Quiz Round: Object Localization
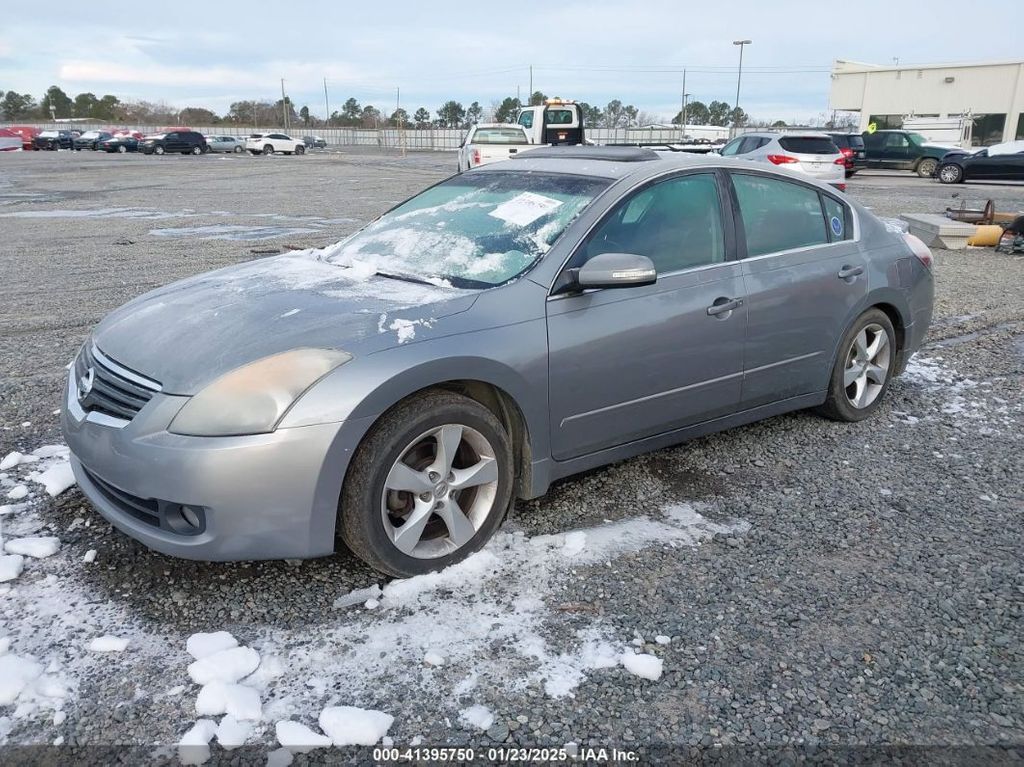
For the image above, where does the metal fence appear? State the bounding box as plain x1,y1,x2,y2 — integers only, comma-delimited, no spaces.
5,122,731,152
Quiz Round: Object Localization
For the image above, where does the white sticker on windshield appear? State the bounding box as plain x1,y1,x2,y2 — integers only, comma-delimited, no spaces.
489,192,563,227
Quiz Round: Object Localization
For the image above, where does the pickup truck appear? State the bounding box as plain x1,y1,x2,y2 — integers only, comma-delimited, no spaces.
862,130,960,178
457,124,536,172
458,100,589,171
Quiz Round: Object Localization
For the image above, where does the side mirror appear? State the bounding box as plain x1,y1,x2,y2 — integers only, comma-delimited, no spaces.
559,253,657,293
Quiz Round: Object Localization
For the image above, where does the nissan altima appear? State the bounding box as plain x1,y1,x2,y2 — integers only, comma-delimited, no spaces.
62,147,935,576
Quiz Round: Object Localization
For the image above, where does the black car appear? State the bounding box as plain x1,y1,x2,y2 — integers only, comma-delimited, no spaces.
935,144,1024,184
98,135,140,153
73,131,113,150
302,135,327,148
138,131,208,155
827,132,866,177
32,130,76,150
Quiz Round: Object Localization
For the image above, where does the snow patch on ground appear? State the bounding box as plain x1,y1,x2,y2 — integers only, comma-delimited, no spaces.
87,636,129,653
458,704,494,731
900,355,1020,433
318,705,394,746
4,537,60,559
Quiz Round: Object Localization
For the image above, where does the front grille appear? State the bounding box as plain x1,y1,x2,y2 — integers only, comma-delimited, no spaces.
74,343,161,422
85,468,161,527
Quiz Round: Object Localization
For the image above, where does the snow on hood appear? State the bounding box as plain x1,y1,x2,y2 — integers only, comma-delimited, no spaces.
93,251,476,395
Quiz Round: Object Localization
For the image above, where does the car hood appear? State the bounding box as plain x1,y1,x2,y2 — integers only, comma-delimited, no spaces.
92,251,478,395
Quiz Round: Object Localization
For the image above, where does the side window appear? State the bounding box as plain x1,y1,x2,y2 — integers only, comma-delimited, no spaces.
719,139,742,156
165,133,178,140
822,195,851,242
577,174,725,274
731,174,828,257
518,112,533,129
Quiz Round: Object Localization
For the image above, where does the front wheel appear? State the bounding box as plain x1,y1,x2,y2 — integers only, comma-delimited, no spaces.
154,146,165,155
234,145,243,153
916,158,938,178
937,163,963,184
263,144,274,155
117,145,127,153
816,309,896,423
191,145,202,155
295,145,305,155
340,390,514,577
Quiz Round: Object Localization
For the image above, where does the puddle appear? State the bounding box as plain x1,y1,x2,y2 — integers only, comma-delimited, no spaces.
0,192,65,205
930,321,1020,348
149,225,319,241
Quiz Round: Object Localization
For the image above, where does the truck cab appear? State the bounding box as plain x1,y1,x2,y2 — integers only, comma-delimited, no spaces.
516,100,585,145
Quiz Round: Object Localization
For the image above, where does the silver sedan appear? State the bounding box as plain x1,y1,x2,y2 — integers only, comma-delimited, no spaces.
62,147,934,576
204,135,245,153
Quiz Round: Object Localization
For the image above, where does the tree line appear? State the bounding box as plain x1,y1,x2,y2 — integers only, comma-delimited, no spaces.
3,85,782,130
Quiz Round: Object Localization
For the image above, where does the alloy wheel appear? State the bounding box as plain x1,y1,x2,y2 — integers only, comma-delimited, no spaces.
939,165,962,184
843,323,890,409
380,423,499,559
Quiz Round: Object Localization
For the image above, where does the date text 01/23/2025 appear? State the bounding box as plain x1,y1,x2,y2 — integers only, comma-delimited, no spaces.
373,746,640,762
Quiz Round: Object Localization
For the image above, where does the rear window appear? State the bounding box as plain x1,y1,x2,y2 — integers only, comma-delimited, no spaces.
546,109,576,126
778,136,838,155
471,128,527,144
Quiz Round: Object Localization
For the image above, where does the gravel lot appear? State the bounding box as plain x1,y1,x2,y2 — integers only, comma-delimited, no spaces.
0,150,1022,762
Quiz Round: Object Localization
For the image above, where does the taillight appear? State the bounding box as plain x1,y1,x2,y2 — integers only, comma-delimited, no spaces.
766,154,798,165
903,232,934,270
840,147,854,157
834,156,847,165
471,148,481,165
835,183,847,192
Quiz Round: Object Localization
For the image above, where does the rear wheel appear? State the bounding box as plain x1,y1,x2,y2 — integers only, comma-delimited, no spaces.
295,145,305,155
117,144,127,153
263,144,274,155
191,145,202,155
938,163,963,184
339,390,514,577
916,157,938,178
816,309,896,423
233,145,243,153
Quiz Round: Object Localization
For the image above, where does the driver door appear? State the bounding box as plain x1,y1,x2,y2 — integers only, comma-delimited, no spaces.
546,171,746,461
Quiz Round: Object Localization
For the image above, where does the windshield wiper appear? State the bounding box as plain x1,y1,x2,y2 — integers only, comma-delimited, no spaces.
374,270,437,286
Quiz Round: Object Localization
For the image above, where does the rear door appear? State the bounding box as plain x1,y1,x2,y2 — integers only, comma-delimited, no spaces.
728,171,866,407
163,132,181,152
879,133,915,169
546,170,746,460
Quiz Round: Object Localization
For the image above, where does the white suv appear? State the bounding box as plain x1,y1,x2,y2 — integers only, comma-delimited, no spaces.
719,132,846,190
245,132,305,156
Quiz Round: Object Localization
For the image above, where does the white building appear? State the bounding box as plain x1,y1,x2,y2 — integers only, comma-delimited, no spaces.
829,58,1024,146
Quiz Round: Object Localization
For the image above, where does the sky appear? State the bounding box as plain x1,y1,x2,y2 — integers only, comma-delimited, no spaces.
1,0,1021,124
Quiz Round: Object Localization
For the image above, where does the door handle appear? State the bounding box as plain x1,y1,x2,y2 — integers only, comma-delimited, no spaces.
837,265,864,280
707,297,743,316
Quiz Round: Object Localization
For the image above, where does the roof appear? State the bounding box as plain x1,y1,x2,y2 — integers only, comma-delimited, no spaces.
474,147,724,181
513,146,661,163
834,57,1024,74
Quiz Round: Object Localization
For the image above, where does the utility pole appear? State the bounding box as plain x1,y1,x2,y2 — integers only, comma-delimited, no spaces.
679,68,687,142
529,65,533,102
323,78,330,125
732,40,752,131
280,78,289,131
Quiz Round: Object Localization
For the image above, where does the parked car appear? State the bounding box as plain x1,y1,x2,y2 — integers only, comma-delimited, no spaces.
98,135,139,153
245,133,305,155
458,123,535,172
302,135,327,148
62,146,934,577
861,130,958,178
935,141,1024,184
33,130,76,150
205,135,245,153
0,129,22,151
139,131,208,155
827,133,867,177
74,131,113,151
8,126,40,150
718,132,846,190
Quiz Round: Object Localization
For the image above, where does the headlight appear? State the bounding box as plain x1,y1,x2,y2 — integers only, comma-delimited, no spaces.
168,348,352,437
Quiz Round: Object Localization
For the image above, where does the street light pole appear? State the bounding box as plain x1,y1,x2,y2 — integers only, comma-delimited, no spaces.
732,39,752,130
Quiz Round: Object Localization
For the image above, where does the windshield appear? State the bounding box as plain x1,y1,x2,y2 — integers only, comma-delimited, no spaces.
318,171,611,287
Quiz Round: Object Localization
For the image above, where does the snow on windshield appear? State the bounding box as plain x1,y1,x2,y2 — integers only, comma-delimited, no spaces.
316,172,610,287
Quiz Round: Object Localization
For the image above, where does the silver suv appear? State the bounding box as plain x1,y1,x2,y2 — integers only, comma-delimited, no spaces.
719,132,846,190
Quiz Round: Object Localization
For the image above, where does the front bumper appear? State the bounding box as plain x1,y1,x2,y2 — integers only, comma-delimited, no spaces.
62,368,350,560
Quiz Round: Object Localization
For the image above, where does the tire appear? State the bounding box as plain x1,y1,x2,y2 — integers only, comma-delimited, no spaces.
816,308,897,423
191,145,202,155
234,145,243,153
154,145,165,155
937,163,963,184
249,150,259,156
916,157,938,178
339,390,514,577
117,145,127,153
845,169,857,178
263,144,274,155
295,145,305,155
